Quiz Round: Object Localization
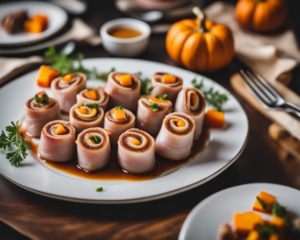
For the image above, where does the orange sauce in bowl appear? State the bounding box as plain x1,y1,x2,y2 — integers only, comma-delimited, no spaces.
109,27,142,39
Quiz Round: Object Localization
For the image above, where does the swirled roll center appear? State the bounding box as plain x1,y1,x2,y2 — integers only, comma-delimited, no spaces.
28,98,55,110
75,106,97,119
84,132,104,148
126,133,148,150
155,73,180,87
189,91,199,111
46,123,71,137
57,75,80,89
170,117,189,132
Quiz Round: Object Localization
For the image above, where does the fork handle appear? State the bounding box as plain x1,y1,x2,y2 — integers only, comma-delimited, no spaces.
285,101,300,113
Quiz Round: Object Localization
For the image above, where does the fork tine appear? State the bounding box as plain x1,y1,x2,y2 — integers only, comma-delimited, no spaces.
256,73,282,99
238,70,269,106
246,70,273,102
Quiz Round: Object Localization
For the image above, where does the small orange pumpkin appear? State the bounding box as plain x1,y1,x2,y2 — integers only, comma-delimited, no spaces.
166,7,234,72
235,0,287,32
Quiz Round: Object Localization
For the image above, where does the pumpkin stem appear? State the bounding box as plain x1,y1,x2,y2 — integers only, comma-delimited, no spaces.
192,6,207,33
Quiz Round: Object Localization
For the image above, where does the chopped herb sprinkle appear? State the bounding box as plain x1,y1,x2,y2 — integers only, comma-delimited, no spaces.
90,136,101,144
150,103,159,112
115,106,123,110
84,102,98,108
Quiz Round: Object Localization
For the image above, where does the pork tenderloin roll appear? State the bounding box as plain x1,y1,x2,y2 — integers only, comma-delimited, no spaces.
155,112,195,161
150,72,183,103
104,72,140,112
38,120,76,162
24,91,61,137
69,102,104,134
76,87,109,111
174,88,206,140
136,96,172,136
51,73,86,113
76,127,110,171
104,106,135,146
118,129,155,174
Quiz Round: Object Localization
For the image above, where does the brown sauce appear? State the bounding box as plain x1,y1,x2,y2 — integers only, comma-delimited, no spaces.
109,27,142,39
27,127,210,182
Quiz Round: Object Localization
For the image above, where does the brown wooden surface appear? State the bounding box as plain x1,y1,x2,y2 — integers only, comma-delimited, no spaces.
1,1,300,239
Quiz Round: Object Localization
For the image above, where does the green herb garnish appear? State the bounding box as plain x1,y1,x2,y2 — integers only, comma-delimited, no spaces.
256,196,267,210
150,103,159,112
34,93,49,103
0,121,30,166
115,106,123,110
96,187,103,192
272,202,286,217
192,77,229,112
98,67,115,81
256,225,276,237
90,136,101,144
83,102,98,108
140,73,153,95
160,94,168,100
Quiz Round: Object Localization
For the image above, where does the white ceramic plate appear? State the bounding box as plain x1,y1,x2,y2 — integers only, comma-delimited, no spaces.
0,58,248,203
0,1,68,46
179,183,300,240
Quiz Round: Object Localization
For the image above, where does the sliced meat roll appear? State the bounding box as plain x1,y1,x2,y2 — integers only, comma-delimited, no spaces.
51,73,86,113
104,107,135,146
69,102,104,134
104,72,140,112
155,112,195,161
136,96,172,136
174,88,206,140
118,129,155,174
76,127,111,171
76,87,109,111
38,120,76,162
24,91,61,138
150,72,183,103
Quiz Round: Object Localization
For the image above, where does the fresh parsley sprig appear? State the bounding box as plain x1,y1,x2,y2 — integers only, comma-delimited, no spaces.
0,121,30,166
34,93,49,103
84,102,98,108
90,136,101,144
192,77,229,112
115,106,123,110
150,103,159,112
156,94,168,100
139,72,153,95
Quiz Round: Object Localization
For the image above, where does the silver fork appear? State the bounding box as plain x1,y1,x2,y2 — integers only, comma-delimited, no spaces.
239,69,300,117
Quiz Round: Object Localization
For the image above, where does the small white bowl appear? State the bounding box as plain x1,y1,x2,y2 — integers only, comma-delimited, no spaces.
100,18,151,57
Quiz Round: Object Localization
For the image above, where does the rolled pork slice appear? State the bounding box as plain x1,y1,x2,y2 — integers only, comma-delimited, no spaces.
174,88,206,140
150,72,183,103
104,108,135,146
38,120,76,162
118,129,155,174
104,72,140,112
24,94,61,138
136,97,172,136
155,112,195,161
69,103,104,134
51,72,86,113
76,87,109,111
76,127,111,171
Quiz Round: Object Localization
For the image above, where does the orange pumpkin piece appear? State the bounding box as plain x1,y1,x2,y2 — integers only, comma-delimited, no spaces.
176,120,185,127
162,74,176,83
36,65,60,88
269,234,280,240
32,14,48,29
113,108,127,121
269,216,285,229
252,191,276,213
85,90,98,100
130,138,141,145
118,74,132,86
166,7,234,72
77,108,88,114
62,74,73,81
233,212,264,234
24,19,44,33
246,230,261,240
204,109,225,128
149,97,169,104
235,0,287,33
54,124,67,135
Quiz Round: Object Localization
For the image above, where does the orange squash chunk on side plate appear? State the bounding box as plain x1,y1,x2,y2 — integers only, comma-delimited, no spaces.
113,109,127,121
32,15,48,29
269,216,285,229
85,90,98,100
204,109,225,128
252,191,276,213
36,65,60,88
162,74,176,83
55,124,67,135
118,74,132,86
233,212,264,234
246,230,260,240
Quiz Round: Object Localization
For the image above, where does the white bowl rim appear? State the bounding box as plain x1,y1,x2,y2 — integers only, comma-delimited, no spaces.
100,18,151,43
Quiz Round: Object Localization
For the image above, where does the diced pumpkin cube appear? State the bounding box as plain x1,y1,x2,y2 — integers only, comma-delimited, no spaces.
118,74,132,86
24,19,44,33
55,124,67,135
85,90,98,100
162,74,176,83
149,97,169,104
62,74,73,81
77,108,88,114
204,109,225,128
32,14,48,29
269,234,279,240
113,108,127,121
130,138,141,145
246,230,260,240
269,216,285,229
36,65,60,88
233,212,264,234
253,191,276,213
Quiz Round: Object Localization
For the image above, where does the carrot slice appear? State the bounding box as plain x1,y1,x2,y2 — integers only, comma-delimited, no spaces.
130,138,141,145
162,74,176,83
36,65,60,88
252,191,276,213
149,97,169,104
245,230,260,240
204,109,225,128
77,108,88,114
113,109,127,121
118,74,132,86
176,120,185,127
32,15,48,29
85,90,98,100
54,124,67,135
62,74,73,81
233,212,264,234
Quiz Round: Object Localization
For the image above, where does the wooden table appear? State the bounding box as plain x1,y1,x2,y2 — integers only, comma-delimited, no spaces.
1,0,300,239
